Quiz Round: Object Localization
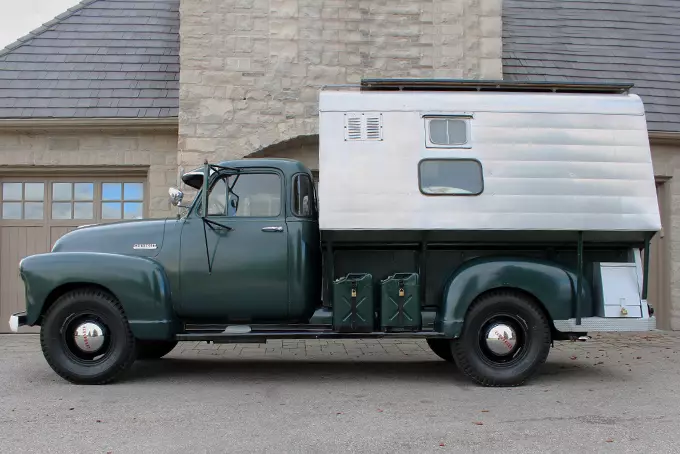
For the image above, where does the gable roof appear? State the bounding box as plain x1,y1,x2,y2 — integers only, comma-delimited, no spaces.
0,0,179,119
502,0,680,133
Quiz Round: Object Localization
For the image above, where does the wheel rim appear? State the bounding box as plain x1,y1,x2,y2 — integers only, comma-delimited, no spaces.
476,313,529,367
60,313,113,364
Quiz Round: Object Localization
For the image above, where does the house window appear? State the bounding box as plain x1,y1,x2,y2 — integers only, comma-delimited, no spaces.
52,182,94,220
1,182,44,219
101,182,144,220
418,159,483,195
425,116,470,148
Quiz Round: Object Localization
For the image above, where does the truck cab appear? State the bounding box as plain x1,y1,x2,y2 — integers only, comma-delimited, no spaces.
9,79,662,388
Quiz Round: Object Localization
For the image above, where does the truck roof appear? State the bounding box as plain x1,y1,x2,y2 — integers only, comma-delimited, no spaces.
181,158,312,190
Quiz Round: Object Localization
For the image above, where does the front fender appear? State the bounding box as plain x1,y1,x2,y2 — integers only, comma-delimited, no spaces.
436,257,591,337
19,252,176,340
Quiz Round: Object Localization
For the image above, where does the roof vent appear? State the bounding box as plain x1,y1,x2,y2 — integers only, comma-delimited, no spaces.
344,113,383,141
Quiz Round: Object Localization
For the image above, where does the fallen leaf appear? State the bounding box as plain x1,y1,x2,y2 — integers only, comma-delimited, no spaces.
473,421,484,425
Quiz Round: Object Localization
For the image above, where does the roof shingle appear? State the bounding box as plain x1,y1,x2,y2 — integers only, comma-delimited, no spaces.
503,0,680,133
0,0,179,119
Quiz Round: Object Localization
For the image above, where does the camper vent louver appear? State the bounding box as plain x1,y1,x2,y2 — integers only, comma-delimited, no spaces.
344,113,383,141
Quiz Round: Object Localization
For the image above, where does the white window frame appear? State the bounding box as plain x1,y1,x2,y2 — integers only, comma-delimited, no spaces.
423,113,473,149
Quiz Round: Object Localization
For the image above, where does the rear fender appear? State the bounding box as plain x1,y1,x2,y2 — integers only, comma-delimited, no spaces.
19,252,176,340
436,257,590,337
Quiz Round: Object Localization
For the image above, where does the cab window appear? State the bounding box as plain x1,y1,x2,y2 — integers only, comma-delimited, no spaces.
292,174,316,218
206,173,281,217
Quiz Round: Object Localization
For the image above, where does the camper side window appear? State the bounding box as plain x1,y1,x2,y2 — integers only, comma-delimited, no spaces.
418,159,483,195
425,117,470,148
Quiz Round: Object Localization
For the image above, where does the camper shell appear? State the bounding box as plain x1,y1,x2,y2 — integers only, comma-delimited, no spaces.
10,80,661,387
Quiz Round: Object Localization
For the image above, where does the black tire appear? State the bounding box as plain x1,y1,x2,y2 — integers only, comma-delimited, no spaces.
136,340,178,360
40,287,137,385
451,290,551,387
426,339,455,363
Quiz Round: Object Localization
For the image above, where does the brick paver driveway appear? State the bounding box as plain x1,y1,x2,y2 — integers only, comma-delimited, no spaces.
2,332,680,453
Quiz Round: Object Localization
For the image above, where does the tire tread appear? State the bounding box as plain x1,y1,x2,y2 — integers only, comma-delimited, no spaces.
451,289,551,387
40,287,137,385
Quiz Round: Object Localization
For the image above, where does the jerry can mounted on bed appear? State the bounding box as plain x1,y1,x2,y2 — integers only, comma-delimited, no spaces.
380,273,421,332
332,273,374,333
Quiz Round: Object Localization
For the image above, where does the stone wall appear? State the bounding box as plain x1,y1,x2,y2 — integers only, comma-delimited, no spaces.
178,0,504,171
0,128,178,219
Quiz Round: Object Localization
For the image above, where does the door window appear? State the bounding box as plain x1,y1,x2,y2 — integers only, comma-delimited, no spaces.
207,173,281,217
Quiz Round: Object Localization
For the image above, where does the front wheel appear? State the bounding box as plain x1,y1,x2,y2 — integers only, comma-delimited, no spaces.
452,290,551,387
40,288,137,385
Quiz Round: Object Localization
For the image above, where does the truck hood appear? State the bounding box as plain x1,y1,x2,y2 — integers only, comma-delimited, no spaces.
51,219,168,258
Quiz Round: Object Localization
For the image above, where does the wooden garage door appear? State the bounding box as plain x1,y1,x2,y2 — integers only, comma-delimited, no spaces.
0,176,147,333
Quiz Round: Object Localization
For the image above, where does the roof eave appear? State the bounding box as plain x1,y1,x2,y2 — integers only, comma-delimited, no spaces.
0,117,179,132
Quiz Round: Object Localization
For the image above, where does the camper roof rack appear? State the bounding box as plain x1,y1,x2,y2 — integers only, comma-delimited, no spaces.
359,79,633,94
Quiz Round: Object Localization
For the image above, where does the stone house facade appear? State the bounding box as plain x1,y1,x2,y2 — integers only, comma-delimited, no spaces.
1,0,679,331
177,0,503,181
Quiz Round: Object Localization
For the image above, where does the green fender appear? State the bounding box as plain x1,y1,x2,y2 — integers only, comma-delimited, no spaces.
435,257,591,337
19,252,176,340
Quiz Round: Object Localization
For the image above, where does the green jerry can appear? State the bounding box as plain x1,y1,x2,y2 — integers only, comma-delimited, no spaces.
332,273,374,333
380,273,421,331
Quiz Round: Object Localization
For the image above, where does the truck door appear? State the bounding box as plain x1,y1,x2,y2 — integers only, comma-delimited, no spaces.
177,169,289,321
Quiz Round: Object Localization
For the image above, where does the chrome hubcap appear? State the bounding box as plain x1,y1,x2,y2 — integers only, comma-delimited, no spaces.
484,323,518,356
73,322,106,354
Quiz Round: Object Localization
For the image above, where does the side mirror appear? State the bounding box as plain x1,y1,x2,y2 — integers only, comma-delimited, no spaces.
169,187,184,206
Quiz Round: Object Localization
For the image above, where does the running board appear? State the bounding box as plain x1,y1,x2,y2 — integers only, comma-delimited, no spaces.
176,329,446,343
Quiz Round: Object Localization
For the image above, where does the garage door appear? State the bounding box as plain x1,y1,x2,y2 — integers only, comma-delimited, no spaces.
0,176,147,333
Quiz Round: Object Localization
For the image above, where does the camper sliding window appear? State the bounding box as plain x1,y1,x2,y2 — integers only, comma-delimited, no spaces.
418,159,483,196
423,115,472,149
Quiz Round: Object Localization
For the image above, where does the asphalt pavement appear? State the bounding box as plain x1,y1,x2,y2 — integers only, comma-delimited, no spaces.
1,332,680,453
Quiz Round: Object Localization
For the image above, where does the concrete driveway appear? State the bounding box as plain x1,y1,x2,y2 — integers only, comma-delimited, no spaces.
1,332,680,453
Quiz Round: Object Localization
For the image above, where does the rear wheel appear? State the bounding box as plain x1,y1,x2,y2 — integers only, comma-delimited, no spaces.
452,290,551,387
426,339,455,363
136,340,178,360
40,288,137,385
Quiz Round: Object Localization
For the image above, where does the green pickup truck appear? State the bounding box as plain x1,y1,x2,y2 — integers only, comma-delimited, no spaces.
9,80,661,387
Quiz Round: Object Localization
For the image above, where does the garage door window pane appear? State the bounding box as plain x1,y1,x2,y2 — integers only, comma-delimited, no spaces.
24,202,44,219
24,183,44,201
124,183,143,201
3,183,22,201
2,202,21,219
52,202,72,220
123,202,143,219
102,183,122,201
419,159,484,195
102,202,121,219
74,202,93,219
74,183,93,201
53,183,72,201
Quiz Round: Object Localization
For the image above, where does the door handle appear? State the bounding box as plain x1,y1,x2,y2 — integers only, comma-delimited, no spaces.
262,226,283,232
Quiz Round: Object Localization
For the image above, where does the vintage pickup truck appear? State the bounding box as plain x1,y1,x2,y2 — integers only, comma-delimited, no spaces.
9,80,661,387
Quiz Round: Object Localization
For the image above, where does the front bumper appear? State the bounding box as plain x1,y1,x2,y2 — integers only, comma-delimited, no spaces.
8,312,27,333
